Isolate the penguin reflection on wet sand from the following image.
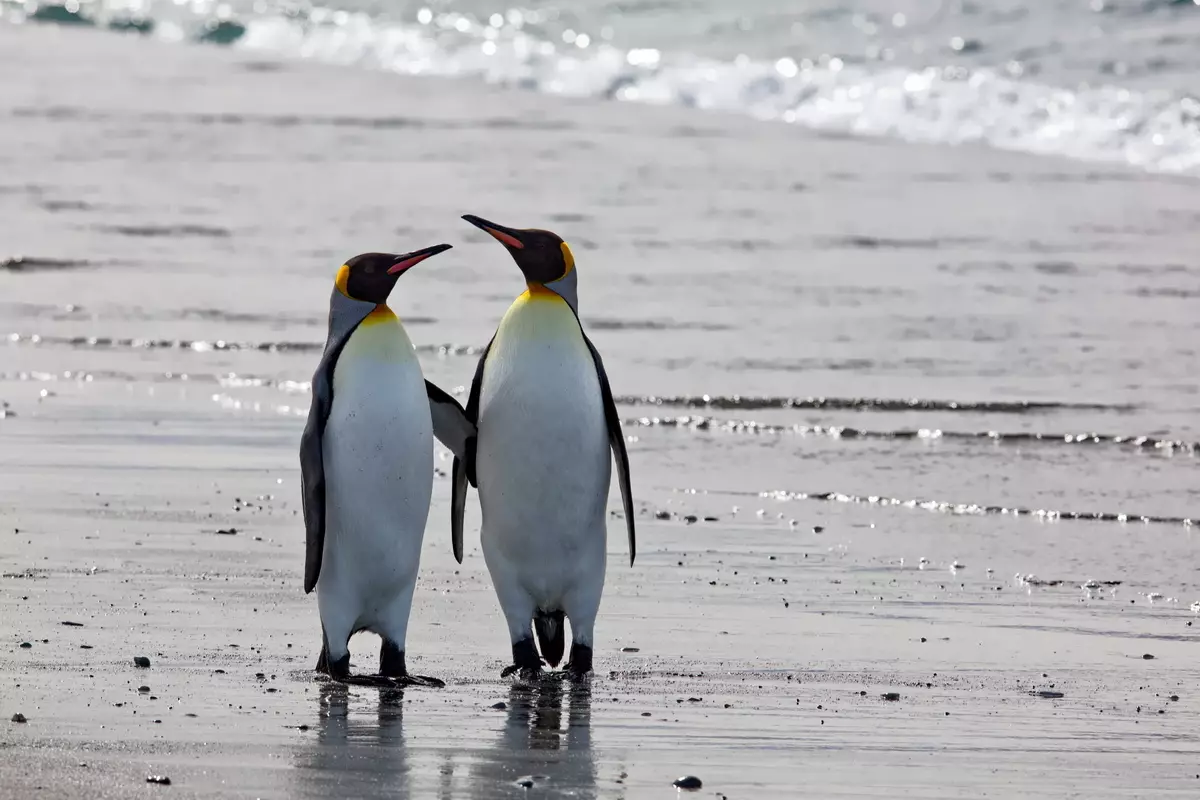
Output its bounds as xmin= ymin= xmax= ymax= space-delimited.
xmin=300 ymin=245 xmax=475 ymax=686
xmin=451 ymin=215 xmax=635 ymax=681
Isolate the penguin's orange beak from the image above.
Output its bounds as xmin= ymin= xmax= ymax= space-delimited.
xmin=462 ymin=214 xmax=526 ymax=250
xmin=387 ymin=243 xmax=453 ymax=275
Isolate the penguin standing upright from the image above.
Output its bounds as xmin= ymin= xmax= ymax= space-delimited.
xmin=451 ymin=215 xmax=635 ymax=680
xmin=300 ymin=245 xmax=474 ymax=686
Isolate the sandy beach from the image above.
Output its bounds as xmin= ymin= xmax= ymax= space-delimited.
xmin=3 ymin=21 xmax=1200 ymax=799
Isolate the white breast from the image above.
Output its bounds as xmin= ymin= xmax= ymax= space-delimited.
xmin=476 ymin=291 xmax=610 ymax=563
xmin=319 ymin=310 xmax=433 ymax=603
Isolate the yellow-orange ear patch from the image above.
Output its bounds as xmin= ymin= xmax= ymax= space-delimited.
xmin=560 ymin=242 xmax=575 ymax=276
xmin=335 ymin=264 xmax=351 ymax=297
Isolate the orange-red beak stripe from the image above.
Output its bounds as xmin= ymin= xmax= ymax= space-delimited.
xmin=388 ymin=253 xmax=431 ymax=274
xmin=485 ymin=227 xmax=525 ymax=249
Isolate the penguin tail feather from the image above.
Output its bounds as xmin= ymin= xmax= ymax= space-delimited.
xmin=534 ymin=610 xmax=566 ymax=668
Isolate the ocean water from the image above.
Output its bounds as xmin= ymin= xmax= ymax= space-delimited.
xmin=3 ymin=0 xmax=1200 ymax=173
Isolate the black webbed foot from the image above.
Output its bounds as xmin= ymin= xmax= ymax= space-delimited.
xmin=502 ymin=637 xmax=544 ymax=681
xmin=315 ymin=646 xmax=351 ymax=680
xmin=397 ymin=674 xmax=446 ymax=688
xmin=564 ymin=643 xmax=593 ymax=679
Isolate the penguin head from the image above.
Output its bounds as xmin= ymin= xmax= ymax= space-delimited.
xmin=334 ymin=244 xmax=452 ymax=304
xmin=461 ymin=214 xmax=577 ymax=282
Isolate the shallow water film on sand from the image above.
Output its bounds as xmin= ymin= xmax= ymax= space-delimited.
xmin=2 ymin=5 xmax=1200 ymax=798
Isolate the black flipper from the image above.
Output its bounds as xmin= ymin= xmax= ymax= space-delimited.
xmin=450 ymin=336 xmax=492 ymax=564
xmin=534 ymin=610 xmax=566 ymax=668
xmin=300 ymin=290 xmax=376 ymax=594
xmin=425 ymin=380 xmax=476 ymax=462
xmin=581 ymin=333 xmax=636 ymax=566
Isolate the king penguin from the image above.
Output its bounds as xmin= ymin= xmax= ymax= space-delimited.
xmin=451 ymin=214 xmax=635 ymax=681
xmin=300 ymin=244 xmax=475 ymax=686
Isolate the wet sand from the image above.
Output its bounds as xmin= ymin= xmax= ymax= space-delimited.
xmin=3 ymin=24 xmax=1200 ymax=799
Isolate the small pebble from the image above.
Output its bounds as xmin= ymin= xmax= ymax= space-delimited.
xmin=641 ymin=712 xmax=651 ymax=717
xmin=146 ymin=775 xmax=171 ymax=785
xmin=11 ymin=713 xmax=27 ymax=723
xmin=490 ymin=702 xmax=507 ymax=710
xmin=882 ymin=692 xmax=900 ymax=701
xmin=621 ymin=647 xmax=640 ymax=653
xmin=134 ymin=656 xmax=151 ymax=668
xmin=61 ymin=621 xmax=84 ymax=627
xmin=1034 ymin=691 xmax=1065 ymax=699
xmin=1142 ymin=653 xmax=1155 ymax=660
xmin=673 ymin=776 xmax=703 ymax=790
xmin=812 ymin=526 xmax=824 ymax=533
xmin=19 ymin=642 xmax=31 ymax=649
xmin=138 ymin=686 xmax=151 ymax=693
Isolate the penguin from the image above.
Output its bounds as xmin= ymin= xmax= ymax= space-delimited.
xmin=451 ymin=214 xmax=635 ymax=680
xmin=300 ymin=244 xmax=475 ymax=686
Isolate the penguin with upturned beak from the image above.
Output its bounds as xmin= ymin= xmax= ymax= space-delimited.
xmin=451 ymin=215 xmax=635 ymax=680
xmin=300 ymin=245 xmax=474 ymax=685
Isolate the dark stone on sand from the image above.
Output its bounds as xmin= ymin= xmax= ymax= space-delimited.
xmin=655 ymin=511 xmax=671 ymax=520
xmin=1034 ymin=690 xmax=1065 ymax=699
xmin=296 ymin=724 xmax=308 ymax=730
xmin=704 ymin=516 xmax=718 ymax=522
xmin=80 ymin=645 xmax=92 ymax=649
xmin=11 ymin=713 xmax=27 ymax=723
xmin=515 ymin=777 xmax=534 ymax=788
xmin=19 ymin=642 xmax=31 ymax=649
xmin=215 ymin=528 xmax=238 ymax=535
xmin=621 ymin=647 xmax=640 ymax=653
xmin=1170 ymin=695 xmax=1180 ymax=701
xmin=683 ymin=515 xmax=698 ymax=524
xmin=641 ymin=712 xmax=651 ymax=716
xmin=673 ymin=776 xmax=703 ymax=790
xmin=813 ymin=526 xmax=824 ymax=533
xmin=490 ymin=702 xmax=507 ymax=710
xmin=134 ymin=656 xmax=151 ymax=668
xmin=1142 ymin=653 xmax=1155 ymax=660
xmin=882 ymin=692 xmax=901 ymax=701
xmin=146 ymin=775 xmax=171 ymax=785
xmin=138 ymin=685 xmax=151 ymax=693
xmin=61 ymin=621 xmax=84 ymax=627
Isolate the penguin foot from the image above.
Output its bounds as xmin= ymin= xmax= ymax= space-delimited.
xmin=396 ymin=674 xmax=446 ymax=689
xmin=341 ymin=674 xmax=398 ymax=688
xmin=315 ymin=646 xmax=328 ymax=674
xmin=379 ymin=639 xmax=406 ymax=678
xmin=564 ymin=643 xmax=593 ymax=679
xmin=316 ymin=650 xmax=351 ymax=680
xmin=377 ymin=640 xmax=444 ymax=687
xmin=501 ymin=637 xmax=544 ymax=681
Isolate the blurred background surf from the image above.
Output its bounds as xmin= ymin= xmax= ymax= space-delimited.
xmin=3 ymin=0 xmax=1200 ymax=172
